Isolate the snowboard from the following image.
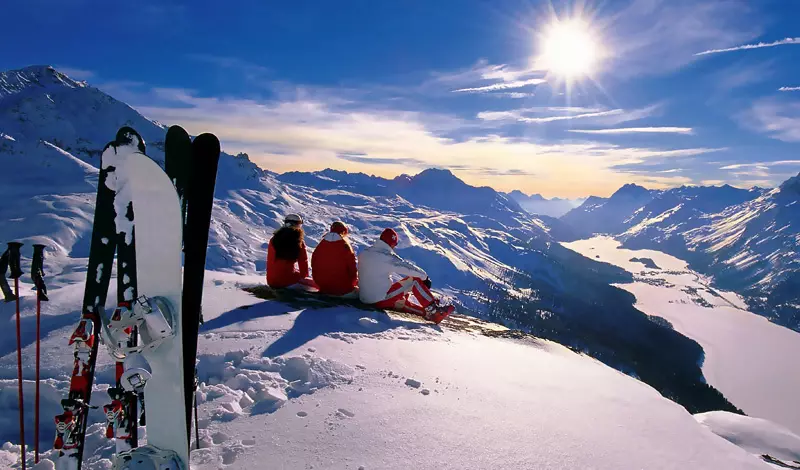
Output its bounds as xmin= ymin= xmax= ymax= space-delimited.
xmin=120 ymin=131 xmax=188 ymax=467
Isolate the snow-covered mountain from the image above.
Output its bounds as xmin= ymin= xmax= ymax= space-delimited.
xmin=559 ymin=176 xmax=800 ymax=330
xmin=0 ymin=65 xmax=561 ymax=309
xmin=278 ymin=167 xmax=526 ymax=222
xmin=560 ymin=183 xmax=658 ymax=237
xmin=3 ymin=64 xmax=797 ymax=469
xmin=506 ymin=190 xmax=584 ymax=217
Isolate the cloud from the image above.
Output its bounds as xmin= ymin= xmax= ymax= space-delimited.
xmin=720 ymin=160 xmax=800 ymax=170
xmin=695 ymin=37 xmax=800 ymax=56
xmin=453 ymin=78 xmax=547 ymax=93
xmin=476 ymin=104 xmax=661 ymax=125
xmin=779 ymin=87 xmax=800 ymax=92
xmin=55 ymin=66 xmax=94 ymax=80
xmin=130 ymin=87 xmax=720 ymax=197
xmin=568 ymin=127 xmax=693 ymax=135
xmin=740 ymin=98 xmax=800 ymax=142
xmin=336 ymin=154 xmax=536 ymax=177
xmin=605 ymin=0 xmax=760 ymax=76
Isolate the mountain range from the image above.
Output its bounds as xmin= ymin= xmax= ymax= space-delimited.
xmin=0 ymin=64 xmax=749 ymax=416
xmin=560 ymin=178 xmax=800 ymax=330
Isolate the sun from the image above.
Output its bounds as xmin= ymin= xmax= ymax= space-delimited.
xmin=537 ymin=18 xmax=602 ymax=80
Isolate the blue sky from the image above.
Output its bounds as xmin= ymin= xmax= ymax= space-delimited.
xmin=4 ymin=0 xmax=800 ymax=197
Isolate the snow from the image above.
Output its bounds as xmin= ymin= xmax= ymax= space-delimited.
xmin=696 ymin=411 xmax=800 ymax=464
xmin=565 ymin=236 xmax=800 ymax=436
xmin=0 ymin=64 xmax=789 ymax=469
xmin=0 ymin=272 xmax=775 ymax=469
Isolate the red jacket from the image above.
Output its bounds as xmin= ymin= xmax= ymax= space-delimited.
xmin=311 ymin=233 xmax=358 ymax=296
xmin=266 ymin=239 xmax=309 ymax=288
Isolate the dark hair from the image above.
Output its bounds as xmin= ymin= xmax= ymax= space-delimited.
xmin=272 ymin=225 xmax=304 ymax=260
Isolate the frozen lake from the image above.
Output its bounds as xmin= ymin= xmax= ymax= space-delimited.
xmin=564 ymin=236 xmax=800 ymax=435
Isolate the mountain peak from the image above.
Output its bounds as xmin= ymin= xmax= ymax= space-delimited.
xmin=611 ymin=183 xmax=651 ymax=200
xmin=415 ymin=167 xmax=459 ymax=180
xmin=779 ymin=172 xmax=800 ymax=196
xmin=403 ymin=168 xmax=465 ymax=187
xmin=0 ymin=65 xmax=86 ymax=96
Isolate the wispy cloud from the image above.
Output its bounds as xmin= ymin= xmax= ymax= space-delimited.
xmin=740 ymin=98 xmax=800 ymax=142
xmin=453 ymin=78 xmax=547 ymax=93
xmin=720 ymin=160 xmax=800 ymax=170
xmin=779 ymin=86 xmax=800 ymax=92
xmin=605 ymin=0 xmax=760 ymax=76
xmin=696 ymin=37 xmax=800 ymax=56
xmin=130 ymin=86 xmax=718 ymax=197
xmin=476 ymin=104 xmax=661 ymax=126
xmin=568 ymin=127 xmax=693 ymax=135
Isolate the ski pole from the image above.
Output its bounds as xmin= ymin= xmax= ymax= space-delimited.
xmin=194 ymin=370 xmax=200 ymax=450
xmin=31 ymin=244 xmax=47 ymax=464
xmin=8 ymin=242 xmax=25 ymax=470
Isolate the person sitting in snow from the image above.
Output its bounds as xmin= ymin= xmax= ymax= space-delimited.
xmin=358 ymin=228 xmax=453 ymax=323
xmin=266 ymin=214 xmax=317 ymax=289
xmin=311 ymin=221 xmax=358 ymax=296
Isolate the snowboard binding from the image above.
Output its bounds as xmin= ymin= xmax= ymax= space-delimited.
xmin=103 ymin=295 xmax=177 ymax=358
xmin=112 ymin=445 xmax=184 ymax=470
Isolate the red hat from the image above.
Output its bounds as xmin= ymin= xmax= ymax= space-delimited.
xmin=380 ymin=228 xmax=398 ymax=248
xmin=330 ymin=221 xmax=348 ymax=235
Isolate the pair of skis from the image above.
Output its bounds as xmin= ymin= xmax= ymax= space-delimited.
xmin=2 ymin=242 xmax=49 ymax=469
xmin=54 ymin=126 xmax=220 ymax=470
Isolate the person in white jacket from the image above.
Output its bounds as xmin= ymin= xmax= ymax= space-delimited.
xmin=358 ymin=228 xmax=453 ymax=324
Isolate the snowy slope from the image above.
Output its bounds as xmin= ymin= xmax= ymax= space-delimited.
xmin=0 ymin=65 xmax=568 ymax=311
xmin=0 ymin=275 xmax=775 ymax=469
xmin=697 ymin=411 xmax=800 ymax=467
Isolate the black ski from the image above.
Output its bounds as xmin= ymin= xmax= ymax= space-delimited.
xmin=54 ymin=129 xmax=136 ymax=469
xmin=181 ymin=133 xmax=220 ymax=444
xmin=165 ymin=125 xmax=192 ymax=236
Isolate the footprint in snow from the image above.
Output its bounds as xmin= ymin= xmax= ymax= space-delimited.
xmin=337 ymin=408 xmax=356 ymax=418
xmin=212 ymin=431 xmax=229 ymax=445
xmin=297 ymin=411 xmax=309 ymax=418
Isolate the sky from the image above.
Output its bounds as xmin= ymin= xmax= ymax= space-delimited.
xmin=3 ymin=0 xmax=800 ymax=198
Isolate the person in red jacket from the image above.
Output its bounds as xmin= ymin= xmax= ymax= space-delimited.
xmin=266 ymin=214 xmax=316 ymax=289
xmin=311 ymin=221 xmax=358 ymax=296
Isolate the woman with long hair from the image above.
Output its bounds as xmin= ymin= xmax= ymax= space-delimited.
xmin=266 ymin=214 xmax=316 ymax=289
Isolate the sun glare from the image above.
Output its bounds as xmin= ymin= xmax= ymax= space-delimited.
xmin=538 ymin=18 xmax=602 ymax=80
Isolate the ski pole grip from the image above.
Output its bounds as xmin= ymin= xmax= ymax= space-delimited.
xmin=32 ymin=244 xmax=48 ymax=301
xmin=0 ymin=248 xmax=13 ymax=301
xmin=7 ymin=242 xmax=23 ymax=280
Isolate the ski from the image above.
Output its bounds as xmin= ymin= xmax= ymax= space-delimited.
xmin=182 ymin=132 xmax=220 ymax=445
xmin=55 ymin=129 xmax=130 ymax=470
xmin=105 ymin=151 xmax=140 ymax=454
xmin=165 ymin=125 xmax=192 ymax=234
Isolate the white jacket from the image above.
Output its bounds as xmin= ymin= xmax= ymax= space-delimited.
xmin=358 ymin=240 xmax=427 ymax=304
